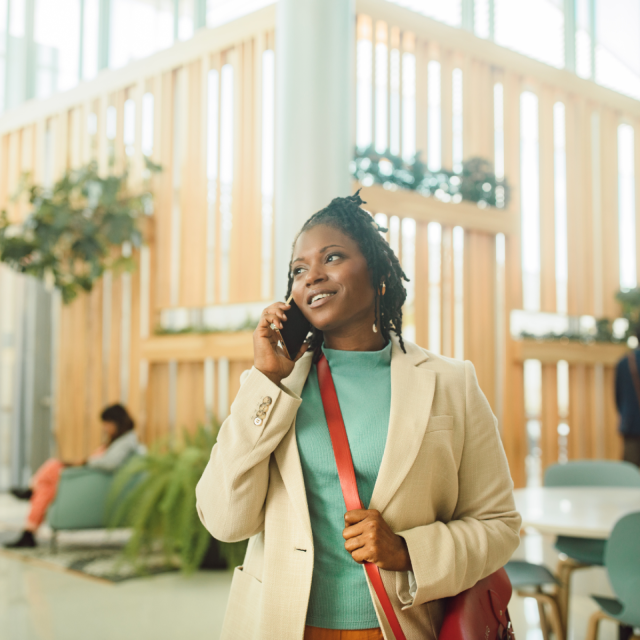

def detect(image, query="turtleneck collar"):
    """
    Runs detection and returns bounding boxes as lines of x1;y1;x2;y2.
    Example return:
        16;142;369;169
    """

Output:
321;340;391;372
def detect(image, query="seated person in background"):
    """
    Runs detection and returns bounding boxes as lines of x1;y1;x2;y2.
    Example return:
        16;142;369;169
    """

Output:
6;404;144;549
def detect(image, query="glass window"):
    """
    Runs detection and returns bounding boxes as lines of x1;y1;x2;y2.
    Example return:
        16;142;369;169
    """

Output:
375;23;388;154
34;0;81;97
452;68;463;174
386;0;461;27
554;103;568;314
575;0;592;79
356;18;373;151
0;0;7;110
427;60;441;172
474;0;491;39
82;0;99;80
618;124;637;290
520;91;541;312
495;0;564;69
402;49;416;161
261;50;275;300
110;0;173;70
206;0;275;29
595;0;640;99
177;0;194;40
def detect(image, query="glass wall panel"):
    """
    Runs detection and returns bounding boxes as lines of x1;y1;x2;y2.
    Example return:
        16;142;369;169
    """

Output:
402;50;416;161
575;0;592;79
427;60;441;172
0;0;7;110
554;103;568;314
110;0;173;70
520;91;541;312
356;28;373;151
386;0;461;27
495;0;564;69
206;0;275;29
595;0;640;99
375;24;388;154
177;0;194;40
82;0;99;80
618;124;637;290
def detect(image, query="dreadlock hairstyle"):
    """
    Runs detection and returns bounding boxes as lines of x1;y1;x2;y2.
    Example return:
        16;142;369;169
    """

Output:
285;190;410;355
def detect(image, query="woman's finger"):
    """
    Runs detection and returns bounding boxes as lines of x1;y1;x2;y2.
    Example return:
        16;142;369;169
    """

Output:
293;342;310;362
344;535;365;552
342;521;366;540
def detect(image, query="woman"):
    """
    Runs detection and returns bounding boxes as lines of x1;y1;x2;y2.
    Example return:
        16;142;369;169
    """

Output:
196;193;521;640
7;404;143;548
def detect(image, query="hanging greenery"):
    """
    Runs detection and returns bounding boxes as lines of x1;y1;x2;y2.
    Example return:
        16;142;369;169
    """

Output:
108;424;247;575
616;288;640;339
0;160;159;304
351;147;510;209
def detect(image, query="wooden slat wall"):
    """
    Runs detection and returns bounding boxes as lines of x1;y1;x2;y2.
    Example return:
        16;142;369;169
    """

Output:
0;4;637;482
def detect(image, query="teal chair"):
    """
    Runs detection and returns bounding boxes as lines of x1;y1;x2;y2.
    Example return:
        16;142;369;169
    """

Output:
505;560;564;640
585;511;640;640
543;461;640;631
47;467;117;551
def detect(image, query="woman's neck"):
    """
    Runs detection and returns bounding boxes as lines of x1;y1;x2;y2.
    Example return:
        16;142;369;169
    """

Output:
322;326;387;352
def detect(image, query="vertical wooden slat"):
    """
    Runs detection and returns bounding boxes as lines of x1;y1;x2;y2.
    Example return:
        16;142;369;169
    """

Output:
414;221;429;349
440;50;453;172
176;363;206;434
539;86;556;313
541;363;559;469
600;108;620;319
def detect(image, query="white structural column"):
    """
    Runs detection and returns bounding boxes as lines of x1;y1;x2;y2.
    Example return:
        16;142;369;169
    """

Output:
274;0;354;301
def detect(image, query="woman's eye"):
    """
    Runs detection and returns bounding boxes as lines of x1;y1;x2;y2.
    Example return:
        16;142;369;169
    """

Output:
326;253;343;263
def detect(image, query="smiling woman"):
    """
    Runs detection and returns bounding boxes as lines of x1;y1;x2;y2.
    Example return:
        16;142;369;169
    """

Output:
196;193;521;640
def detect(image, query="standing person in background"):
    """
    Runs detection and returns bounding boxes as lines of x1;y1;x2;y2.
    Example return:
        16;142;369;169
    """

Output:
5;404;144;548
615;334;640;467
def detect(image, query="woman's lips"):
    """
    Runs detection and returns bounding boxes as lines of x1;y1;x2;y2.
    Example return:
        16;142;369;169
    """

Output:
308;292;337;309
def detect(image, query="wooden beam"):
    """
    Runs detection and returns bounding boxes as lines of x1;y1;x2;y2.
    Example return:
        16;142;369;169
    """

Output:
357;183;519;235
513;340;627;366
141;332;254;362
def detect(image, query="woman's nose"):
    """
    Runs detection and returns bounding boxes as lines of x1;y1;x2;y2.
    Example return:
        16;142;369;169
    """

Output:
305;263;326;285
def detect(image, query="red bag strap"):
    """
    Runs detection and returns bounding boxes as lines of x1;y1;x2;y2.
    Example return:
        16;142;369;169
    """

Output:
317;354;407;640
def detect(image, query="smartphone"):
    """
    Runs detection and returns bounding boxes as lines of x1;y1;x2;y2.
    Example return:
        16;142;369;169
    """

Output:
277;298;311;360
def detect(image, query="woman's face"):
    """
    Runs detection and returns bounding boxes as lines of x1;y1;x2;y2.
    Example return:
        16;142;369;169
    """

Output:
291;224;376;335
102;421;118;440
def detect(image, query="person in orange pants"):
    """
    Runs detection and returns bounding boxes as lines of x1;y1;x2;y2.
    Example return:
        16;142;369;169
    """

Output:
6;404;142;548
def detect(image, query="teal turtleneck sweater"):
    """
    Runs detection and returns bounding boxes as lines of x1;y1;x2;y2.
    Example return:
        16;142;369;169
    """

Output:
295;341;392;630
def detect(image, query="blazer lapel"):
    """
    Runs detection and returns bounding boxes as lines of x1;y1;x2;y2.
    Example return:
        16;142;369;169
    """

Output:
273;352;314;543
369;336;436;515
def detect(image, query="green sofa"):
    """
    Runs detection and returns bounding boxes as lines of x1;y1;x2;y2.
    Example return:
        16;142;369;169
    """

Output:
47;466;118;551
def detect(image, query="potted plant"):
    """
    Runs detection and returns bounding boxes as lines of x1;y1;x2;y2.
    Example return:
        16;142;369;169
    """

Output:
0;160;158;303
108;424;248;574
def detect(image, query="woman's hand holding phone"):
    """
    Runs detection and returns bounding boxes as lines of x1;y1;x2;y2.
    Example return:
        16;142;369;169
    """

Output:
254;302;309;386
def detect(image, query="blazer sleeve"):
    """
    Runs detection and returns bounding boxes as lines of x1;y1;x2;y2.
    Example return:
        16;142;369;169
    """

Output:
395;360;522;608
195;367;302;543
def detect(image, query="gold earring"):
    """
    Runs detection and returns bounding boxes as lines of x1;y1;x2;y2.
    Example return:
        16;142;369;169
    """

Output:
381;282;386;296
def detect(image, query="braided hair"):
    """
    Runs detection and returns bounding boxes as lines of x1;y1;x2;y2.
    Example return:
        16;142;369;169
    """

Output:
285;190;410;354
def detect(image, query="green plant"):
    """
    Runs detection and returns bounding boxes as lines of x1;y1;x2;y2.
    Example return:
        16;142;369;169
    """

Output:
351;147;510;208
616;288;640;338
108;424;247;575
0;160;159;303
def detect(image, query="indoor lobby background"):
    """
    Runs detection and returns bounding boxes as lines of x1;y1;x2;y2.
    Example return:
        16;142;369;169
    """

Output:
0;0;640;639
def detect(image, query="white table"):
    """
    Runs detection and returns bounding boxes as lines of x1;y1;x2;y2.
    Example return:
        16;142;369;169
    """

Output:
513;487;640;539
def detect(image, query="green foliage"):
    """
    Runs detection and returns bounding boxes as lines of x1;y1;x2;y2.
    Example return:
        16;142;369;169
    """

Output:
351;147;510;208
0;160;159;304
108;424;247;575
616;288;640;338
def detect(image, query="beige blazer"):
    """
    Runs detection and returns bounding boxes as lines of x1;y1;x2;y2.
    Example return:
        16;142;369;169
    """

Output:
196;336;521;640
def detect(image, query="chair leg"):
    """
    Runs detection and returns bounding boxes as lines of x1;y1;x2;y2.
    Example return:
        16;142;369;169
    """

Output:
585;610;612;640
555;556;589;635
516;589;565;640
536;588;551;640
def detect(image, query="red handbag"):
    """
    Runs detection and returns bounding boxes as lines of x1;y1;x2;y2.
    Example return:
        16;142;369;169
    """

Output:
317;354;515;640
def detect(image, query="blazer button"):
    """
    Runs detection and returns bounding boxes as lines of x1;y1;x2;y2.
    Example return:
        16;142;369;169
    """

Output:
263;396;272;405
254;417;263;426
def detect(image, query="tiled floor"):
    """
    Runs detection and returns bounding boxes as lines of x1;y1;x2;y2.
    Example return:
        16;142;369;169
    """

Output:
0;494;625;640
